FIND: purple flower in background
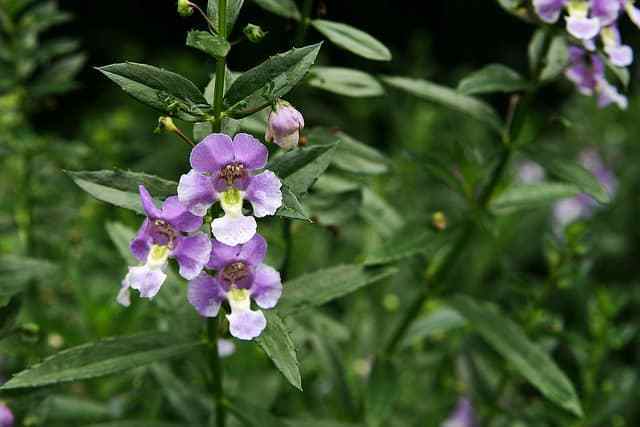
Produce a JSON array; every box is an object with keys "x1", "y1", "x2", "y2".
[
  {"x1": 265, "y1": 99, "x2": 305, "y2": 150},
  {"x1": 533, "y1": 0, "x2": 568, "y2": 22},
  {"x1": 518, "y1": 160, "x2": 546, "y2": 183},
  {"x1": 118, "y1": 186, "x2": 211, "y2": 306},
  {"x1": 591, "y1": 0, "x2": 622, "y2": 26},
  {"x1": 566, "y1": 1, "x2": 601, "y2": 39},
  {"x1": 178, "y1": 133, "x2": 282, "y2": 246},
  {"x1": 442, "y1": 398, "x2": 475, "y2": 427},
  {"x1": 187, "y1": 234, "x2": 282, "y2": 340},
  {"x1": 0, "y1": 404, "x2": 13, "y2": 427},
  {"x1": 565, "y1": 46, "x2": 627, "y2": 109},
  {"x1": 218, "y1": 339, "x2": 236, "y2": 357},
  {"x1": 553, "y1": 148, "x2": 616, "y2": 231},
  {"x1": 600, "y1": 25, "x2": 633, "y2": 66}
]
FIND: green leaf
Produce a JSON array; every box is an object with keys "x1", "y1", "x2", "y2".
[
  {"x1": 151, "y1": 365, "x2": 209, "y2": 425},
  {"x1": 449, "y1": 295, "x2": 583, "y2": 417},
  {"x1": 311, "y1": 20, "x2": 391, "y2": 61},
  {"x1": 364, "y1": 227, "x2": 457, "y2": 266},
  {"x1": 401, "y1": 307, "x2": 466, "y2": 348},
  {"x1": 308, "y1": 66, "x2": 384, "y2": 97},
  {"x1": 105, "y1": 222, "x2": 137, "y2": 264},
  {"x1": 457, "y1": 64, "x2": 529, "y2": 96},
  {"x1": 256, "y1": 311, "x2": 302, "y2": 390},
  {"x1": 30, "y1": 53, "x2": 86, "y2": 96},
  {"x1": 193, "y1": 121, "x2": 213, "y2": 142},
  {"x1": 528, "y1": 28, "x2": 549, "y2": 77},
  {"x1": 37, "y1": 395, "x2": 111, "y2": 423},
  {"x1": 251, "y1": 0, "x2": 300, "y2": 20},
  {"x1": 97, "y1": 62, "x2": 210, "y2": 122},
  {"x1": 490, "y1": 182, "x2": 581, "y2": 213},
  {"x1": 277, "y1": 186, "x2": 310, "y2": 221},
  {"x1": 0, "y1": 332, "x2": 204, "y2": 390},
  {"x1": 186, "y1": 30, "x2": 230, "y2": 58},
  {"x1": 208, "y1": 0, "x2": 244, "y2": 34},
  {"x1": 0, "y1": 297, "x2": 20, "y2": 340},
  {"x1": 366, "y1": 357, "x2": 398, "y2": 427},
  {"x1": 535, "y1": 157, "x2": 611, "y2": 204},
  {"x1": 605, "y1": 58, "x2": 630, "y2": 88},
  {"x1": 86, "y1": 422, "x2": 182, "y2": 427},
  {"x1": 307, "y1": 189, "x2": 362, "y2": 226},
  {"x1": 223, "y1": 43, "x2": 322, "y2": 118},
  {"x1": 0, "y1": 255, "x2": 58, "y2": 303},
  {"x1": 267, "y1": 143, "x2": 338, "y2": 194},
  {"x1": 278, "y1": 265, "x2": 397, "y2": 316},
  {"x1": 382, "y1": 76, "x2": 504, "y2": 133},
  {"x1": 66, "y1": 170, "x2": 177, "y2": 214},
  {"x1": 539, "y1": 35, "x2": 569, "y2": 82}
]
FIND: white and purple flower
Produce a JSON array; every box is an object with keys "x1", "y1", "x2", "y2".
[
  {"x1": 187, "y1": 234, "x2": 282, "y2": 340},
  {"x1": 0, "y1": 403, "x2": 13, "y2": 427},
  {"x1": 553, "y1": 148, "x2": 616, "y2": 232},
  {"x1": 178, "y1": 133, "x2": 282, "y2": 247},
  {"x1": 442, "y1": 397, "x2": 475, "y2": 427},
  {"x1": 265, "y1": 99, "x2": 305, "y2": 150},
  {"x1": 118, "y1": 185, "x2": 211, "y2": 306}
]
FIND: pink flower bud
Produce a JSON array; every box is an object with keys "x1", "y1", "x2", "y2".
[
  {"x1": 265, "y1": 100, "x2": 304, "y2": 150},
  {"x1": 0, "y1": 403, "x2": 14, "y2": 427}
]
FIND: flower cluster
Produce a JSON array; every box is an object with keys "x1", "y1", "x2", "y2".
[
  {"x1": 118, "y1": 119, "x2": 301, "y2": 339},
  {"x1": 533, "y1": 0, "x2": 638, "y2": 108}
]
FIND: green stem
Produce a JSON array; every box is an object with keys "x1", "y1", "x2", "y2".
[
  {"x1": 294, "y1": 0, "x2": 313, "y2": 46},
  {"x1": 281, "y1": 218, "x2": 292, "y2": 282},
  {"x1": 212, "y1": 0, "x2": 227, "y2": 133},
  {"x1": 207, "y1": 316, "x2": 226, "y2": 427}
]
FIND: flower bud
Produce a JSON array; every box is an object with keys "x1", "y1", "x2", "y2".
[
  {"x1": 156, "y1": 116, "x2": 179, "y2": 134},
  {"x1": 243, "y1": 24, "x2": 267, "y2": 43},
  {"x1": 432, "y1": 211, "x2": 447, "y2": 231},
  {"x1": 0, "y1": 403, "x2": 14, "y2": 427},
  {"x1": 265, "y1": 100, "x2": 305, "y2": 150},
  {"x1": 177, "y1": 0, "x2": 194, "y2": 17}
]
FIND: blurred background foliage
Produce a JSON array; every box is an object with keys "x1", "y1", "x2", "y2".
[{"x1": 1, "y1": 0, "x2": 639, "y2": 426}]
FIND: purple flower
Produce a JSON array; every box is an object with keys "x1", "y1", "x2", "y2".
[
  {"x1": 591, "y1": 0, "x2": 622, "y2": 26},
  {"x1": 218, "y1": 339, "x2": 236, "y2": 357},
  {"x1": 565, "y1": 46, "x2": 627, "y2": 109},
  {"x1": 553, "y1": 148, "x2": 616, "y2": 231},
  {"x1": 517, "y1": 160, "x2": 546, "y2": 183},
  {"x1": 187, "y1": 234, "x2": 282, "y2": 340},
  {"x1": 177, "y1": 133, "x2": 282, "y2": 246},
  {"x1": 442, "y1": 398, "x2": 475, "y2": 427},
  {"x1": 118, "y1": 186, "x2": 211, "y2": 306},
  {"x1": 566, "y1": 2, "x2": 601, "y2": 40},
  {"x1": 533, "y1": 0, "x2": 568, "y2": 22},
  {"x1": 265, "y1": 100, "x2": 305, "y2": 150},
  {"x1": 0, "y1": 404, "x2": 13, "y2": 427},
  {"x1": 601, "y1": 25, "x2": 633, "y2": 66}
]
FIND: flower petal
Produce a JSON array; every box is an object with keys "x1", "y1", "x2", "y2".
[
  {"x1": 178, "y1": 170, "x2": 218, "y2": 217},
  {"x1": 591, "y1": 0, "x2": 621, "y2": 25},
  {"x1": 597, "y1": 76, "x2": 628, "y2": 109},
  {"x1": 533, "y1": 0, "x2": 567, "y2": 22},
  {"x1": 187, "y1": 273, "x2": 226, "y2": 317},
  {"x1": 139, "y1": 185, "x2": 161, "y2": 219},
  {"x1": 0, "y1": 403, "x2": 14, "y2": 427},
  {"x1": 605, "y1": 44, "x2": 633, "y2": 66},
  {"x1": 190, "y1": 133, "x2": 234, "y2": 173},
  {"x1": 130, "y1": 219, "x2": 153, "y2": 262},
  {"x1": 117, "y1": 281, "x2": 131, "y2": 307},
  {"x1": 217, "y1": 339, "x2": 236, "y2": 357},
  {"x1": 212, "y1": 214, "x2": 257, "y2": 246},
  {"x1": 232, "y1": 133, "x2": 268, "y2": 170},
  {"x1": 227, "y1": 308, "x2": 266, "y2": 340},
  {"x1": 172, "y1": 234, "x2": 212, "y2": 280},
  {"x1": 160, "y1": 196, "x2": 204, "y2": 232},
  {"x1": 208, "y1": 233, "x2": 267, "y2": 270},
  {"x1": 251, "y1": 264, "x2": 282, "y2": 309},
  {"x1": 124, "y1": 265, "x2": 167, "y2": 299},
  {"x1": 246, "y1": 171, "x2": 282, "y2": 217},
  {"x1": 566, "y1": 16, "x2": 600, "y2": 40}
]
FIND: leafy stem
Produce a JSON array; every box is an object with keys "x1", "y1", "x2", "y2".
[
  {"x1": 212, "y1": 0, "x2": 228, "y2": 133},
  {"x1": 294, "y1": 0, "x2": 314, "y2": 46},
  {"x1": 207, "y1": 316, "x2": 226, "y2": 427}
]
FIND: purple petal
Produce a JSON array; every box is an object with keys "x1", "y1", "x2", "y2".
[
  {"x1": 566, "y1": 16, "x2": 601, "y2": 39},
  {"x1": 605, "y1": 44, "x2": 633, "y2": 66},
  {"x1": 227, "y1": 308, "x2": 266, "y2": 340},
  {"x1": 625, "y1": 2, "x2": 640, "y2": 28},
  {"x1": 251, "y1": 264, "x2": 282, "y2": 309},
  {"x1": 553, "y1": 197, "x2": 586, "y2": 230},
  {"x1": 596, "y1": 76, "x2": 628, "y2": 109},
  {"x1": 172, "y1": 234, "x2": 212, "y2": 280},
  {"x1": 130, "y1": 219, "x2": 153, "y2": 262},
  {"x1": 188, "y1": 273, "x2": 226, "y2": 317},
  {"x1": 245, "y1": 171, "x2": 283, "y2": 217},
  {"x1": 190, "y1": 133, "x2": 234, "y2": 173},
  {"x1": 443, "y1": 398, "x2": 475, "y2": 427},
  {"x1": 208, "y1": 233, "x2": 267, "y2": 270},
  {"x1": 0, "y1": 403, "x2": 13, "y2": 427},
  {"x1": 139, "y1": 185, "x2": 162, "y2": 219},
  {"x1": 117, "y1": 281, "x2": 131, "y2": 307},
  {"x1": 178, "y1": 170, "x2": 218, "y2": 217},
  {"x1": 217, "y1": 339, "x2": 236, "y2": 357},
  {"x1": 533, "y1": 0, "x2": 567, "y2": 22},
  {"x1": 232, "y1": 133, "x2": 268, "y2": 170},
  {"x1": 160, "y1": 196, "x2": 204, "y2": 232},
  {"x1": 591, "y1": 0, "x2": 621, "y2": 25},
  {"x1": 212, "y1": 214, "x2": 257, "y2": 246},
  {"x1": 123, "y1": 265, "x2": 167, "y2": 299}
]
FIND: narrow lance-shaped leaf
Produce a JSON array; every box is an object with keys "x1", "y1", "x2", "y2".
[
  {"x1": 457, "y1": 64, "x2": 530, "y2": 96},
  {"x1": 307, "y1": 66, "x2": 385, "y2": 97},
  {"x1": 186, "y1": 30, "x2": 230, "y2": 58},
  {"x1": 490, "y1": 182, "x2": 582, "y2": 213},
  {"x1": 311, "y1": 19, "x2": 391, "y2": 61},
  {"x1": 383, "y1": 76, "x2": 504, "y2": 133},
  {"x1": 0, "y1": 298, "x2": 21, "y2": 340},
  {"x1": 97, "y1": 62, "x2": 210, "y2": 122},
  {"x1": 0, "y1": 256, "x2": 58, "y2": 304},
  {"x1": 278, "y1": 265, "x2": 397, "y2": 316},
  {"x1": 0, "y1": 333, "x2": 204, "y2": 390},
  {"x1": 267, "y1": 142, "x2": 338, "y2": 194},
  {"x1": 539, "y1": 35, "x2": 569, "y2": 82},
  {"x1": 208, "y1": 0, "x2": 245, "y2": 34},
  {"x1": 449, "y1": 295, "x2": 583, "y2": 417},
  {"x1": 366, "y1": 357, "x2": 399, "y2": 427},
  {"x1": 223, "y1": 43, "x2": 322, "y2": 118},
  {"x1": 401, "y1": 307, "x2": 467, "y2": 349},
  {"x1": 251, "y1": 0, "x2": 300, "y2": 20},
  {"x1": 256, "y1": 311, "x2": 302, "y2": 390}
]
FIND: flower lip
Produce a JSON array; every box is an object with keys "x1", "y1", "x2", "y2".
[
  {"x1": 150, "y1": 219, "x2": 178, "y2": 247},
  {"x1": 215, "y1": 162, "x2": 250, "y2": 192},
  {"x1": 219, "y1": 261, "x2": 254, "y2": 290}
]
